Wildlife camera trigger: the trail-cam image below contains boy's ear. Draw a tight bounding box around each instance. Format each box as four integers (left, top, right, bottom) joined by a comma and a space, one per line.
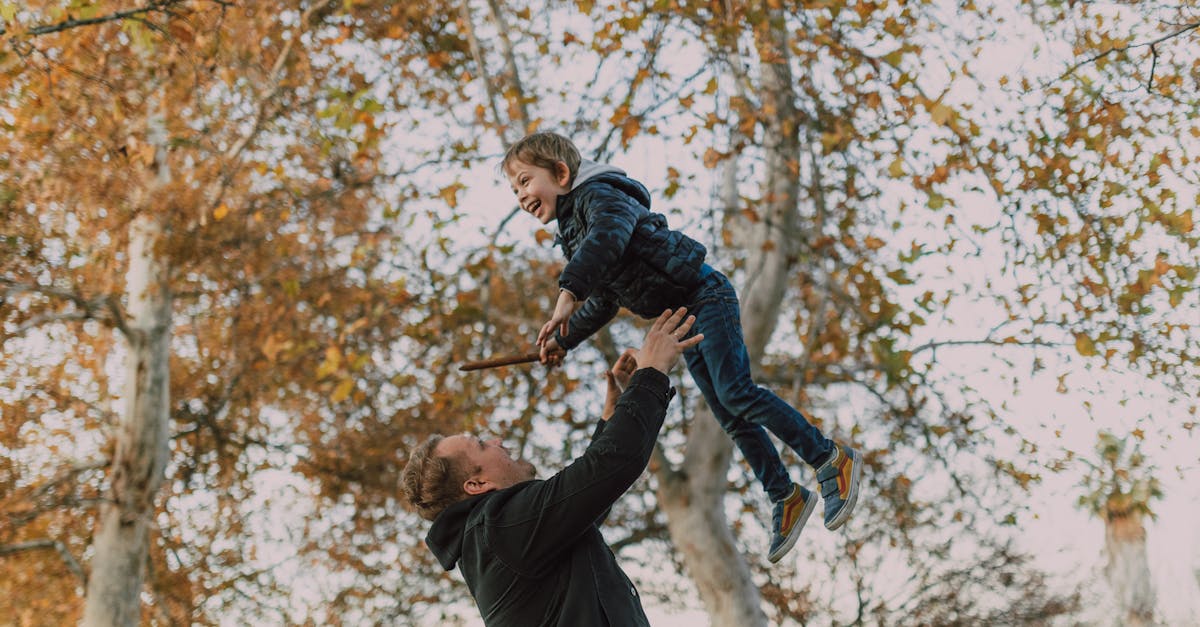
554, 161, 571, 187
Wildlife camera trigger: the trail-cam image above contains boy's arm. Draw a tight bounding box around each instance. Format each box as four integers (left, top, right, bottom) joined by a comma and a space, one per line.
558, 185, 643, 302
554, 294, 619, 351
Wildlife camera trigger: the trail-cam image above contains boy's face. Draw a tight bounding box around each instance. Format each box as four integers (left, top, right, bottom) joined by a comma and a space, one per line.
506, 159, 571, 225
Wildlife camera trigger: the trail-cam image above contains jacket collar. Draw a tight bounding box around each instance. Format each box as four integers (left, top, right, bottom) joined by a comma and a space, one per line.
425, 493, 488, 571
555, 160, 628, 231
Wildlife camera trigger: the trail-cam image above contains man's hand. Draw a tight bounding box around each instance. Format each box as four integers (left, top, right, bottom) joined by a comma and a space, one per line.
635, 308, 702, 375
601, 349, 638, 421
537, 290, 578, 348
539, 337, 566, 367
611, 349, 637, 391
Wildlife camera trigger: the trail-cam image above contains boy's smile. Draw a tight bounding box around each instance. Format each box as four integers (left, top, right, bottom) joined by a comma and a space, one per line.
506, 159, 571, 225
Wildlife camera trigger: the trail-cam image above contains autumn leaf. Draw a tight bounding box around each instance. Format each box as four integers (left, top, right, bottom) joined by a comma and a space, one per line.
1074, 333, 1099, 357
929, 103, 955, 126
331, 378, 355, 403
438, 183, 464, 209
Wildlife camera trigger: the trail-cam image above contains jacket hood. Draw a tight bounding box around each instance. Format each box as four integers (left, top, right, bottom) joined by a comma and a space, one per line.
569, 160, 651, 209
424, 494, 484, 571
571, 159, 625, 190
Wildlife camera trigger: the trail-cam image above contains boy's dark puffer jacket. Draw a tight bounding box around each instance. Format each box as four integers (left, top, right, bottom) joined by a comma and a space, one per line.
553, 168, 707, 350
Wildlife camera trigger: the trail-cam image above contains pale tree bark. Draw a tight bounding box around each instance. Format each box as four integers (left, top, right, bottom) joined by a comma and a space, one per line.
654, 5, 803, 626
1104, 508, 1157, 627
81, 104, 173, 627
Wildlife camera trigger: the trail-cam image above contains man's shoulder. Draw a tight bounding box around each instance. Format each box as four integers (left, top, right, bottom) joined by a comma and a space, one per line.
474, 480, 543, 517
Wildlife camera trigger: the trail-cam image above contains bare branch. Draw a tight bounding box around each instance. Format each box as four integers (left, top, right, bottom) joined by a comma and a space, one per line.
460, 0, 509, 143
1057, 21, 1200, 83
1, 277, 129, 337
207, 0, 336, 211
0, 539, 87, 583
22, 0, 191, 37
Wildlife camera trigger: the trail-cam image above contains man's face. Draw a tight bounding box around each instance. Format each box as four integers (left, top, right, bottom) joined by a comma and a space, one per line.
506, 159, 571, 225
436, 434, 537, 494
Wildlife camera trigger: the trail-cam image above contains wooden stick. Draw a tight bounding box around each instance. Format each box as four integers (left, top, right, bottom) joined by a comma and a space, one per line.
458, 351, 541, 372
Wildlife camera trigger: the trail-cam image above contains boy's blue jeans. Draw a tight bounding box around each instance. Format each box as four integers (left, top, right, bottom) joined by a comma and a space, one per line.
682, 269, 834, 503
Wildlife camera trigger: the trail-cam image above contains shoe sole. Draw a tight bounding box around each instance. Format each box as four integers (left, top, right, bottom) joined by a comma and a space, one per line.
768, 492, 816, 563
825, 447, 862, 531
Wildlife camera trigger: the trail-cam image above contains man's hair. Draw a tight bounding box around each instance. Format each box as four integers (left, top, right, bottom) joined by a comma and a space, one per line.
401, 435, 477, 521
500, 132, 582, 186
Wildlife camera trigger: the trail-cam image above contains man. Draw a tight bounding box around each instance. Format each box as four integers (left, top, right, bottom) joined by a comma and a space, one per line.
401, 308, 703, 626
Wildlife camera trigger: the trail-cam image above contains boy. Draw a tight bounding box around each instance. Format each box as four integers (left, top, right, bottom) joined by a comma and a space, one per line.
501, 132, 862, 563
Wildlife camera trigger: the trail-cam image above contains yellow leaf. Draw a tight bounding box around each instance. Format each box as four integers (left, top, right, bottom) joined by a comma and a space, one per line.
1074, 333, 1098, 357
534, 229, 553, 245
888, 157, 904, 178
213, 204, 230, 221
438, 183, 463, 208
345, 317, 369, 335
929, 103, 954, 126
331, 378, 355, 403
317, 345, 342, 379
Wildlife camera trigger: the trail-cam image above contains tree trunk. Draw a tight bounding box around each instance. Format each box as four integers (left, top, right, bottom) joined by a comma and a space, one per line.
657, 414, 764, 626
654, 6, 803, 624
82, 111, 173, 627
1104, 508, 1156, 627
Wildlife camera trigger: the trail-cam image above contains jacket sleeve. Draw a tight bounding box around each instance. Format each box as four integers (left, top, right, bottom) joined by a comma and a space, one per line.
554, 293, 619, 351
484, 369, 673, 576
558, 184, 642, 301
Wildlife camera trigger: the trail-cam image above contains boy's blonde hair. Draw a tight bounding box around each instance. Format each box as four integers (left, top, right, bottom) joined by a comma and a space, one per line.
500, 132, 582, 186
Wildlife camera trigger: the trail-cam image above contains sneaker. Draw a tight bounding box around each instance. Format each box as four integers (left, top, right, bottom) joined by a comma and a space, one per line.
816, 443, 862, 530
767, 484, 816, 563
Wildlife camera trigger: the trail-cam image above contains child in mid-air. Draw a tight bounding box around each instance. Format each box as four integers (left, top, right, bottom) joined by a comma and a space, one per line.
501, 132, 862, 563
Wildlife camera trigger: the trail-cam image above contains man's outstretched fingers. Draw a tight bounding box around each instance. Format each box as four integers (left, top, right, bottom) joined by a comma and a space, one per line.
679, 333, 704, 349
666, 307, 687, 329
670, 314, 696, 340
650, 308, 675, 332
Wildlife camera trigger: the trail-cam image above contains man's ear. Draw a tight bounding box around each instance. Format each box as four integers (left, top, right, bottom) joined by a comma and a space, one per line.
464, 476, 494, 496
554, 161, 571, 187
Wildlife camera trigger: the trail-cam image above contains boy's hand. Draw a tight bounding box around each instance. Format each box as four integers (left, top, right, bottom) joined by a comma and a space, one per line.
539, 337, 566, 367
611, 349, 637, 391
601, 350, 638, 421
537, 290, 578, 348
635, 308, 702, 375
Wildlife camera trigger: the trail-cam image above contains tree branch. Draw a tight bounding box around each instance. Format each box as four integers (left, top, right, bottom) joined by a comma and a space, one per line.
0, 539, 87, 583
1, 278, 130, 337
1057, 21, 1200, 83
22, 0, 191, 37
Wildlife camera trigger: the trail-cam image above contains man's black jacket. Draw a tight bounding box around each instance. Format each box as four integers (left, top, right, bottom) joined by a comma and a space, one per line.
552, 163, 708, 351
425, 368, 674, 626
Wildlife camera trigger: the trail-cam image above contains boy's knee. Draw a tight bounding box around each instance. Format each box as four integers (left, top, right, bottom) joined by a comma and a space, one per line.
714, 382, 763, 416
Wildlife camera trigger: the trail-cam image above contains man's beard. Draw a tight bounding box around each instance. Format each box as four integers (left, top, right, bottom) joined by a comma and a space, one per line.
519, 459, 537, 480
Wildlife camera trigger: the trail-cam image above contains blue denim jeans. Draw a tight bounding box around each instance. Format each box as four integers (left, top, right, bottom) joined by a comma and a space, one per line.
682, 268, 834, 503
